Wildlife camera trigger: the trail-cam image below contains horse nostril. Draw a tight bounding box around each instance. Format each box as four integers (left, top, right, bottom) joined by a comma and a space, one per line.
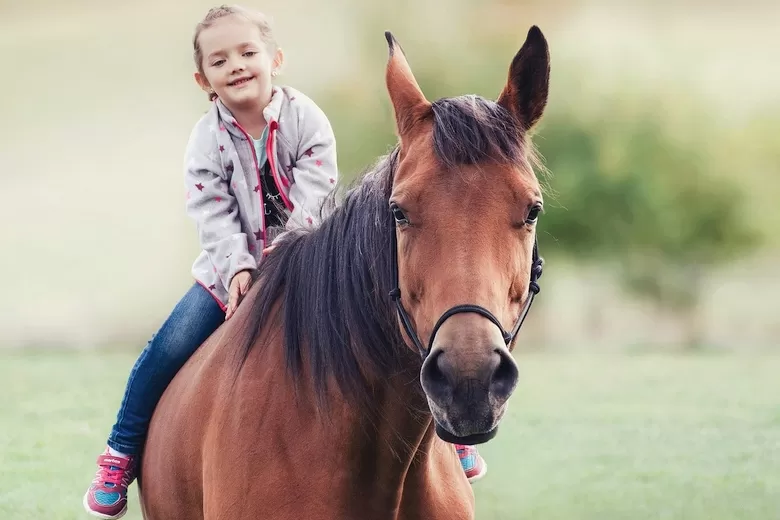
490, 348, 519, 400
420, 349, 453, 404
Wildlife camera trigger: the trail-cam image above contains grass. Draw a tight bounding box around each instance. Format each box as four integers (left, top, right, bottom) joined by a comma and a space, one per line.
1, 349, 778, 519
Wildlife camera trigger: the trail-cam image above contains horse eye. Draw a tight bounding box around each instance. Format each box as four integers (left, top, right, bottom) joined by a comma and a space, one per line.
526, 205, 542, 224
390, 204, 409, 225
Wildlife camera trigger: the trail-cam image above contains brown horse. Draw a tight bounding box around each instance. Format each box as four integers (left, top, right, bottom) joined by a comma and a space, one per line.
138, 26, 550, 520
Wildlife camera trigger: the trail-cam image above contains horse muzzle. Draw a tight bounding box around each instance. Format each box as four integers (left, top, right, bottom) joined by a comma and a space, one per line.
420, 342, 519, 445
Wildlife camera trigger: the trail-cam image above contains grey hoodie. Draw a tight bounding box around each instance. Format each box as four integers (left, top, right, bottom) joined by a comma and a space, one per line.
184, 85, 338, 308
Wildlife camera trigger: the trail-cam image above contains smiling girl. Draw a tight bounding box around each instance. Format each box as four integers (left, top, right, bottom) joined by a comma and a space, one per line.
83, 5, 339, 518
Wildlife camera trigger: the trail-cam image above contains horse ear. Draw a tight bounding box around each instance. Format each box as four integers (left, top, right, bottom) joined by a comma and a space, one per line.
497, 26, 550, 132
384, 31, 431, 139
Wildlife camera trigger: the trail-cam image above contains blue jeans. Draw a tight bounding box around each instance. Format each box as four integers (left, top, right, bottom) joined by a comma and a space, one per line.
107, 283, 225, 455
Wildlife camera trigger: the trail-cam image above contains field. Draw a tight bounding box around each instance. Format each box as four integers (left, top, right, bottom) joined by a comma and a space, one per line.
2, 349, 778, 519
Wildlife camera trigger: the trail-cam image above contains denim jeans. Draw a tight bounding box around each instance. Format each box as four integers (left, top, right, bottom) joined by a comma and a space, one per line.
107, 282, 225, 455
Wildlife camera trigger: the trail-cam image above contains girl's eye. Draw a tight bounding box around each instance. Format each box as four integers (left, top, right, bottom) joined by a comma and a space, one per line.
243, 51, 257, 57
211, 59, 225, 67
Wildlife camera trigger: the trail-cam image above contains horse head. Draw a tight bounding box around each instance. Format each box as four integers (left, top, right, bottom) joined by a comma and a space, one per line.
384, 27, 549, 445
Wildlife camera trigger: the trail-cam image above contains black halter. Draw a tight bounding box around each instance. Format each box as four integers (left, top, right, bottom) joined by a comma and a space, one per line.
388, 227, 543, 360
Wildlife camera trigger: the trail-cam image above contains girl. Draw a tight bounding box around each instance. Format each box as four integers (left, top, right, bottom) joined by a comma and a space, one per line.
83, 5, 339, 518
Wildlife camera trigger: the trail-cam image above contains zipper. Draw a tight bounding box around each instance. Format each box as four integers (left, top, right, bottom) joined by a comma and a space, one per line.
265, 120, 293, 211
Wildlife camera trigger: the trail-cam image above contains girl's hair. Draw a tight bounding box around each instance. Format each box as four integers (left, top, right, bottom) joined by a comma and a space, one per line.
193, 5, 279, 101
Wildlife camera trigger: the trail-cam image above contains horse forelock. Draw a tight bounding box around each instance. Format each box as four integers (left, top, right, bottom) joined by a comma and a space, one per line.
431, 95, 524, 168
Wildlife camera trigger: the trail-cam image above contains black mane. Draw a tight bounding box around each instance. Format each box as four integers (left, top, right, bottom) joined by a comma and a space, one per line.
236, 94, 527, 407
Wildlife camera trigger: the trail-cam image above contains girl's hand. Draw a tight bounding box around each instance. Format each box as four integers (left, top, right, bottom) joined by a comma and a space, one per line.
225, 270, 252, 320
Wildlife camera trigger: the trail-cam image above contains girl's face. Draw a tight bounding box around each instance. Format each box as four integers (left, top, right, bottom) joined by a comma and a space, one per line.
195, 15, 282, 111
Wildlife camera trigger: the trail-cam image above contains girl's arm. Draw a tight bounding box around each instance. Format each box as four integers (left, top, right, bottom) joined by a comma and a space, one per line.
184, 125, 255, 290
284, 95, 339, 231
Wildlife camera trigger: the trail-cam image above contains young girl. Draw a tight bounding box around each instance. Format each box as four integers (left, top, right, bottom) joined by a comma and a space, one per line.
83, 5, 340, 518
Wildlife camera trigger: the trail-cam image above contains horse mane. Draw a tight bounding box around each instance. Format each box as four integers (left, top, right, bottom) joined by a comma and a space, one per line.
236, 94, 529, 410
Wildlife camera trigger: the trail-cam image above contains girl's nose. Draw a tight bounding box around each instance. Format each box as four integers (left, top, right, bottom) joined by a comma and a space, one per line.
229, 59, 245, 73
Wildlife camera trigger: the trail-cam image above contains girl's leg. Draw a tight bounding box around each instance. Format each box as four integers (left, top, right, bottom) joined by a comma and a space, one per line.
84, 282, 224, 519
106, 282, 225, 454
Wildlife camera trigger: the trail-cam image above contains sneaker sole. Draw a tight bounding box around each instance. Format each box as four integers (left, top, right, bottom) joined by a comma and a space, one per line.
467, 460, 488, 483
82, 491, 127, 520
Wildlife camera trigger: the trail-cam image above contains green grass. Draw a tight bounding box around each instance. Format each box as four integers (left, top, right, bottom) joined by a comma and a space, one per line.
1, 349, 778, 519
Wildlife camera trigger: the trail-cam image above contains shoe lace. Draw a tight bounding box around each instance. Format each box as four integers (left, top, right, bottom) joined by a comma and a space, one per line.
99, 464, 126, 487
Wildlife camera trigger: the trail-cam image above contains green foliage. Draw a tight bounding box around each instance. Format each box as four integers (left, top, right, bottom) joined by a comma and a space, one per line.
535, 100, 762, 312
537, 108, 760, 263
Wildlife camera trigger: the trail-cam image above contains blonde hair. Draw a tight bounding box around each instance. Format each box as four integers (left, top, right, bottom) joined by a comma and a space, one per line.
193, 5, 279, 101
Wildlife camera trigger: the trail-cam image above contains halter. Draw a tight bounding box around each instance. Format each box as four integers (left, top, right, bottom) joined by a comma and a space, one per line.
388, 226, 543, 360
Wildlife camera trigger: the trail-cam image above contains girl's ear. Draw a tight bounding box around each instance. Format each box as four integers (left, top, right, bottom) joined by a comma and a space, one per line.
273, 48, 285, 75
194, 72, 212, 94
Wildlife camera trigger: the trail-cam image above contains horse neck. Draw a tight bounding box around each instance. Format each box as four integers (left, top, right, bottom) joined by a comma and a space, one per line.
338, 364, 443, 504
362, 363, 433, 456
340, 365, 475, 518
239, 291, 471, 516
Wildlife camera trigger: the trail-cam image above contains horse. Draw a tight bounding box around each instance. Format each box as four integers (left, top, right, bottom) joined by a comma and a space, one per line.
138, 25, 550, 520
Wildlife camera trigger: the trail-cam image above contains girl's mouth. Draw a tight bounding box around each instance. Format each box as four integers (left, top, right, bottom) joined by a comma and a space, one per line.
228, 76, 254, 87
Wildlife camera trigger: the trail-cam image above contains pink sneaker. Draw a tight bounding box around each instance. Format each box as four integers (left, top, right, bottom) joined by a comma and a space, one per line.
82, 448, 137, 519
455, 444, 487, 483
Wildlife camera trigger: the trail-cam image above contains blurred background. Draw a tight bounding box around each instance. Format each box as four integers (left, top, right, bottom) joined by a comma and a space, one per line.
1, 0, 778, 519
1, 0, 778, 351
